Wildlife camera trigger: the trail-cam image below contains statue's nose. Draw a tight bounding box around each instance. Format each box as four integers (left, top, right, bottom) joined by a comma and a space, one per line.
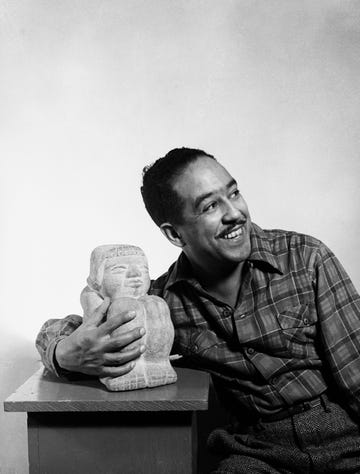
126, 265, 141, 278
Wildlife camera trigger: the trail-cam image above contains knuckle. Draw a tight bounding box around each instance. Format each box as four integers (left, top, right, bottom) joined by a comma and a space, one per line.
81, 332, 99, 348
115, 333, 132, 346
129, 328, 141, 340
112, 355, 125, 365
80, 334, 93, 346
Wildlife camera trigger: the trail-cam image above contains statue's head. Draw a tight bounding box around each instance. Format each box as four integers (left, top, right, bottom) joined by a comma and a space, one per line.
87, 244, 151, 298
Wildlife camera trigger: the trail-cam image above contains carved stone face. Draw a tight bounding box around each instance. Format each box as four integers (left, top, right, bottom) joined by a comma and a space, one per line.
101, 254, 151, 298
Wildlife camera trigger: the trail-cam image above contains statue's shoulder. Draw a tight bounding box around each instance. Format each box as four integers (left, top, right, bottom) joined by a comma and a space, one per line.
139, 294, 169, 310
80, 285, 103, 317
80, 285, 100, 299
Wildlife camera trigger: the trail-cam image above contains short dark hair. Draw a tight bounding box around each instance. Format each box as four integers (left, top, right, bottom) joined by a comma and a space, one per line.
141, 147, 215, 227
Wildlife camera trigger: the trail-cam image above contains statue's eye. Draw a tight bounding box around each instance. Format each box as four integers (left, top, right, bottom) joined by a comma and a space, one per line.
110, 265, 127, 272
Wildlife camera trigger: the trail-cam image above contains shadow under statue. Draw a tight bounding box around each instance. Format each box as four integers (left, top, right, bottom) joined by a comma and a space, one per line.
81, 244, 177, 391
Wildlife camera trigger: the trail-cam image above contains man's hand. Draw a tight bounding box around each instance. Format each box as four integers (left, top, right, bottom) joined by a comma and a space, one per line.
55, 298, 145, 377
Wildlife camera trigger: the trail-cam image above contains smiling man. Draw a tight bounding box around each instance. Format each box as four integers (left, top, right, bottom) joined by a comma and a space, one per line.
36, 147, 360, 473
157, 154, 252, 308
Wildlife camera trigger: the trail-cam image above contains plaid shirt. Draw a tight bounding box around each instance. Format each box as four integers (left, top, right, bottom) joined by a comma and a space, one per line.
36, 223, 360, 418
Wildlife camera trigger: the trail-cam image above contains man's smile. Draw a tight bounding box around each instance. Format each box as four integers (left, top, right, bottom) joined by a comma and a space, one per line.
217, 223, 247, 240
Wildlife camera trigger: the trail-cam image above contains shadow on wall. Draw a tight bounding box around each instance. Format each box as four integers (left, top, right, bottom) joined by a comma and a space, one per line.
1, 334, 41, 474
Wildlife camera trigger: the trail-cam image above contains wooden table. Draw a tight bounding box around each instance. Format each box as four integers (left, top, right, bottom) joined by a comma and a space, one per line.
4, 367, 209, 474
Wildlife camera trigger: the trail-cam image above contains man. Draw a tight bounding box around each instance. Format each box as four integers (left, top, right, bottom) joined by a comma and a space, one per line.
37, 148, 360, 473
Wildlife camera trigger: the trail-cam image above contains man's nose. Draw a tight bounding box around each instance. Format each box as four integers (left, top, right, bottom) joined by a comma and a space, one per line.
126, 265, 141, 278
222, 201, 243, 222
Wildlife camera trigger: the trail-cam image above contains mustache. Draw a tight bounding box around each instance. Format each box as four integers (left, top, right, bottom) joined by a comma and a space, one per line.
217, 220, 247, 239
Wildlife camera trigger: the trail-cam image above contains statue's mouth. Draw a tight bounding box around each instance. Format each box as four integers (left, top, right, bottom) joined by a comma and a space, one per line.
126, 278, 143, 288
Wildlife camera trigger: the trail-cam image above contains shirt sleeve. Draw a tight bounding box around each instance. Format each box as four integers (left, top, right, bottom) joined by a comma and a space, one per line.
314, 243, 360, 416
35, 315, 83, 376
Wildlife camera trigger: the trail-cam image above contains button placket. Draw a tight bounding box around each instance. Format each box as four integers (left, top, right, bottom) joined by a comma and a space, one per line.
222, 308, 233, 318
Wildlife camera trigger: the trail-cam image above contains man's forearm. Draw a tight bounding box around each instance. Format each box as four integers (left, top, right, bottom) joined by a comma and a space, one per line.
35, 315, 83, 376
35, 301, 146, 378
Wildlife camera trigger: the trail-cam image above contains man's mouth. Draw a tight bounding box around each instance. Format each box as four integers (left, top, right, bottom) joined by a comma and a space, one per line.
218, 224, 246, 240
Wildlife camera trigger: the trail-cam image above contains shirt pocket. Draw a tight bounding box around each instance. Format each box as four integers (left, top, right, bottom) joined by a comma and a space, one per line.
189, 328, 219, 356
275, 303, 318, 358
181, 329, 222, 372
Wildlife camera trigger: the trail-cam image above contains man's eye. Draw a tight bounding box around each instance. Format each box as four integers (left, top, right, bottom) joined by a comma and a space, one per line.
203, 202, 217, 212
230, 189, 240, 199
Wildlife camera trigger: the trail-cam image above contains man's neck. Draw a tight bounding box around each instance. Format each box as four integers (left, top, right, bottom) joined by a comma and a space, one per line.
191, 260, 246, 308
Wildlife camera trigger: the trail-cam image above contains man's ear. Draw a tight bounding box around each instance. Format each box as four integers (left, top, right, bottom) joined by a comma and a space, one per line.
160, 223, 185, 248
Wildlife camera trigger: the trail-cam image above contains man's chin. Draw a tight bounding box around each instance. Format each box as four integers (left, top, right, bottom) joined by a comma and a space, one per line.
217, 237, 251, 259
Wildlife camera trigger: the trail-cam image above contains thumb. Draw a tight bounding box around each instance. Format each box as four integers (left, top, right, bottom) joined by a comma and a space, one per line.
87, 297, 111, 326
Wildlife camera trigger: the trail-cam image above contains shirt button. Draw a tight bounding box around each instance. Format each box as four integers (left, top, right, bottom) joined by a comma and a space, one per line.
246, 347, 255, 355
222, 308, 232, 317
303, 318, 309, 325
271, 377, 278, 385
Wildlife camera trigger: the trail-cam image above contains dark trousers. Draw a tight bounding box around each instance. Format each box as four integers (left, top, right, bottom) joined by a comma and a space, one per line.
208, 395, 360, 473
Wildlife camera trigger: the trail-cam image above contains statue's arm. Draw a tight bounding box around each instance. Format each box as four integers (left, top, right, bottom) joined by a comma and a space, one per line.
80, 286, 104, 319
141, 295, 175, 355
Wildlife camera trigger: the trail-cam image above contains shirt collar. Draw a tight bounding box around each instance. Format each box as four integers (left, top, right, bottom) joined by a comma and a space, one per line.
248, 223, 283, 274
164, 222, 283, 291
164, 252, 197, 291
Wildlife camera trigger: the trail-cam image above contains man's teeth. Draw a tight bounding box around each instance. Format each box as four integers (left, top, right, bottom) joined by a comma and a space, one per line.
223, 227, 243, 239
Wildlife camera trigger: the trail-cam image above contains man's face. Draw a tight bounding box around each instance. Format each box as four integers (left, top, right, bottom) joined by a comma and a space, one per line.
101, 255, 151, 298
172, 156, 251, 271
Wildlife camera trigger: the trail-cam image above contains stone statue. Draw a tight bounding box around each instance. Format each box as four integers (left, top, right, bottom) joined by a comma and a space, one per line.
80, 244, 177, 391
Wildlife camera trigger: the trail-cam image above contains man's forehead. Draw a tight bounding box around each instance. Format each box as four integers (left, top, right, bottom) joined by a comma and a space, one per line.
173, 157, 235, 200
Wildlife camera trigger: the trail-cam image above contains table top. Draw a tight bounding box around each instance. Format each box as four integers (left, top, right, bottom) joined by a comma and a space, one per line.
4, 367, 209, 413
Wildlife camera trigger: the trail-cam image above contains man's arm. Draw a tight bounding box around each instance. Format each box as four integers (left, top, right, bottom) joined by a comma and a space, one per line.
314, 243, 360, 415
36, 298, 145, 378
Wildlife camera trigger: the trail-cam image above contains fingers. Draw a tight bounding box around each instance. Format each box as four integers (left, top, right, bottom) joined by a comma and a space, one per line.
104, 344, 145, 366
100, 310, 137, 335
87, 297, 111, 326
99, 361, 137, 378
105, 326, 145, 352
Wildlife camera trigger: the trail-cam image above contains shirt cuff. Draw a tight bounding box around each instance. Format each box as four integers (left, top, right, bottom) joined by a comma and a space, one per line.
46, 336, 72, 377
